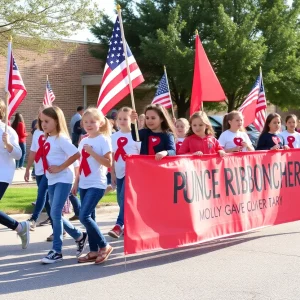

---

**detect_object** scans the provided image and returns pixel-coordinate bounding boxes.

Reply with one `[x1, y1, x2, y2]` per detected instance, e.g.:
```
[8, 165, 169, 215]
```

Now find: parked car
[208, 115, 260, 147]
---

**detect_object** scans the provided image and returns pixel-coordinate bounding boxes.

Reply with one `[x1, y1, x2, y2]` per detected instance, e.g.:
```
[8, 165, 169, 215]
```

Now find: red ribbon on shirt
[176, 142, 183, 154]
[115, 137, 128, 162]
[148, 136, 161, 155]
[35, 135, 46, 163]
[79, 149, 91, 177]
[42, 142, 50, 172]
[233, 137, 243, 146]
[287, 136, 295, 148]
[272, 136, 281, 145]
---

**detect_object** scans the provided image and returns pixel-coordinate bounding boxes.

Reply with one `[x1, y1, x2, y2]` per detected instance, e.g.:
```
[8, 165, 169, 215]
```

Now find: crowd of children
[0, 97, 298, 265]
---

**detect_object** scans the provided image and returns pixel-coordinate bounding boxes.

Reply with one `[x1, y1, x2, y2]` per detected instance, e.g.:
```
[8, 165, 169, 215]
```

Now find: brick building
[0, 40, 155, 152]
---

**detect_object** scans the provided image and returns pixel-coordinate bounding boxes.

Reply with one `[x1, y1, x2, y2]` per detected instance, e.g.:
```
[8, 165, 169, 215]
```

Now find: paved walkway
[0, 211, 300, 300]
[12, 168, 35, 185]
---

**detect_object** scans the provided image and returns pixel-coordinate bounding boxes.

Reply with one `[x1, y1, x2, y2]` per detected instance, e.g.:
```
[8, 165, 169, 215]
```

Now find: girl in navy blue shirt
[256, 113, 289, 151]
[131, 104, 176, 159]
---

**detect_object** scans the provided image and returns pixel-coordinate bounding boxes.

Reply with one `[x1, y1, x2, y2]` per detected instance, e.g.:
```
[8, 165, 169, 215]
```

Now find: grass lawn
[0, 187, 117, 214]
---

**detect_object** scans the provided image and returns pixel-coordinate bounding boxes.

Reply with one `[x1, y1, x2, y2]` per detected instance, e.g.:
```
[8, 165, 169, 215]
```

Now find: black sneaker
[75, 232, 88, 258]
[41, 250, 63, 264]
[39, 218, 51, 226]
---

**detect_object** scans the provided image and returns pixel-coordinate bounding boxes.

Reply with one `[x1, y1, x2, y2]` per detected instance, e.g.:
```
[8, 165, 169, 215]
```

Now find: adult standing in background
[70, 106, 84, 147]
[11, 112, 28, 169]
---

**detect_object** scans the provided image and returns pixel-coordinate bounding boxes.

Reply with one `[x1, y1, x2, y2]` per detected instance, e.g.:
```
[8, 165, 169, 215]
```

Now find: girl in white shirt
[280, 114, 300, 148]
[25, 107, 52, 232]
[109, 107, 140, 239]
[218, 111, 254, 152]
[0, 99, 29, 249]
[175, 118, 189, 154]
[72, 108, 114, 264]
[39, 106, 87, 264]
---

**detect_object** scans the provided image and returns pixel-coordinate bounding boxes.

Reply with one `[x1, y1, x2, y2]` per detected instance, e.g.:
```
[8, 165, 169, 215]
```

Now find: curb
[8, 205, 119, 220]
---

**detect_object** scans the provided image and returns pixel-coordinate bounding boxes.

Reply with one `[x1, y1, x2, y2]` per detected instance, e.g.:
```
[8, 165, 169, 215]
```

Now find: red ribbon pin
[287, 136, 295, 148]
[42, 142, 50, 172]
[35, 135, 46, 163]
[114, 137, 128, 162]
[148, 136, 161, 155]
[272, 136, 281, 145]
[79, 149, 91, 177]
[233, 137, 243, 146]
[176, 142, 183, 154]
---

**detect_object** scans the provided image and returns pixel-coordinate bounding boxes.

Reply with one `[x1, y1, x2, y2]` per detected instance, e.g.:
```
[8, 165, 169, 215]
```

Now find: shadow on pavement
[0, 229, 299, 295]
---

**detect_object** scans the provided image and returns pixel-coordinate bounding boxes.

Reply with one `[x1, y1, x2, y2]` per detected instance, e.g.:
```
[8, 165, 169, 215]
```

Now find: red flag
[190, 34, 226, 116]
[5, 41, 27, 119]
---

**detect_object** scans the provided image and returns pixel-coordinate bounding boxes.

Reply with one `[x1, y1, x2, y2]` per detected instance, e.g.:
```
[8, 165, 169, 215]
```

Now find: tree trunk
[227, 94, 236, 112]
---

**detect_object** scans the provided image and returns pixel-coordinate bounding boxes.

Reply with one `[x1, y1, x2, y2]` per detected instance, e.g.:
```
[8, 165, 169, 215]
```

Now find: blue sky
[68, 1, 116, 42]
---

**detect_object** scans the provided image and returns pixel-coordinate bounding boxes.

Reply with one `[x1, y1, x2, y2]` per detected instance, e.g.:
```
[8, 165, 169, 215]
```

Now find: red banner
[124, 150, 300, 254]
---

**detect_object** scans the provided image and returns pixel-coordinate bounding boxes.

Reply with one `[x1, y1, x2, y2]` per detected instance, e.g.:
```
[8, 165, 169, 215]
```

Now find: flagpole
[5, 36, 13, 134]
[117, 4, 140, 141]
[163, 66, 175, 119]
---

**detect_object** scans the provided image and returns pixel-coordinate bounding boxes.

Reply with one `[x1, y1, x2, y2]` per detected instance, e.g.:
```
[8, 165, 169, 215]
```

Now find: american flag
[43, 79, 55, 106]
[152, 74, 172, 108]
[97, 17, 144, 115]
[239, 74, 267, 131]
[5, 42, 27, 120]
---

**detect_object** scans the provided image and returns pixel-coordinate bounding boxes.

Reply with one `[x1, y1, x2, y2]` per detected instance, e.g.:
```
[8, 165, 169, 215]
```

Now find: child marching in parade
[73, 108, 114, 264]
[175, 118, 189, 154]
[280, 114, 300, 148]
[218, 111, 254, 152]
[25, 108, 52, 232]
[40, 106, 87, 264]
[109, 107, 140, 239]
[0, 100, 29, 249]
[256, 113, 288, 151]
[131, 104, 176, 159]
[178, 111, 226, 156]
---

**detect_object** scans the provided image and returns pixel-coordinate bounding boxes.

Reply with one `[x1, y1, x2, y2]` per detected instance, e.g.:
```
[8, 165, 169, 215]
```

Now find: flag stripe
[99, 75, 145, 115]
[151, 74, 172, 109]
[98, 61, 140, 105]
[98, 68, 143, 112]
[97, 16, 144, 114]
[239, 74, 267, 132]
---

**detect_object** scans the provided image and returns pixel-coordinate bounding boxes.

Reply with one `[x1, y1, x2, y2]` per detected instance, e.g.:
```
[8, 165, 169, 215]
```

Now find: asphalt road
[0, 211, 299, 300]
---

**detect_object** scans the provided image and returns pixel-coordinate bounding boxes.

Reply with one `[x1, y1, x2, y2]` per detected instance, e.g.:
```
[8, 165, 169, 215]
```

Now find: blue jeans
[48, 183, 82, 253]
[0, 182, 18, 230]
[69, 192, 81, 216]
[71, 132, 79, 147]
[32, 175, 51, 222]
[79, 188, 107, 252]
[116, 177, 125, 227]
[16, 142, 26, 168]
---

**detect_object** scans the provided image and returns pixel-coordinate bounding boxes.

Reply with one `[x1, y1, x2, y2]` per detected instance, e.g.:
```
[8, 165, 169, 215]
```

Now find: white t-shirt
[30, 129, 45, 176]
[280, 131, 300, 148]
[218, 130, 252, 152]
[44, 134, 79, 185]
[78, 135, 112, 189]
[112, 131, 141, 179]
[0, 121, 21, 184]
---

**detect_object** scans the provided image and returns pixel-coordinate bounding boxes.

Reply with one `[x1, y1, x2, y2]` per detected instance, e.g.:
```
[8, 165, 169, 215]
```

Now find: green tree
[90, 0, 300, 116]
[0, 0, 102, 55]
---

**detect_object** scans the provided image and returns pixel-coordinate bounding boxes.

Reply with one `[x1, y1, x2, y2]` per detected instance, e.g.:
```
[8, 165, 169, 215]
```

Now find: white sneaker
[17, 221, 30, 249]
[27, 219, 36, 231]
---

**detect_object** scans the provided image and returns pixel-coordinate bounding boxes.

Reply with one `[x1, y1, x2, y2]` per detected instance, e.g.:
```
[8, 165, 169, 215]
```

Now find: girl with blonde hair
[72, 108, 114, 264]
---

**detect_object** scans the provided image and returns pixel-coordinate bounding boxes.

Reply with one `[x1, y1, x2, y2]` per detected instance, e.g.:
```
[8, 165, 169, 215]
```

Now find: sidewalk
[12, 168, 35, 186]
